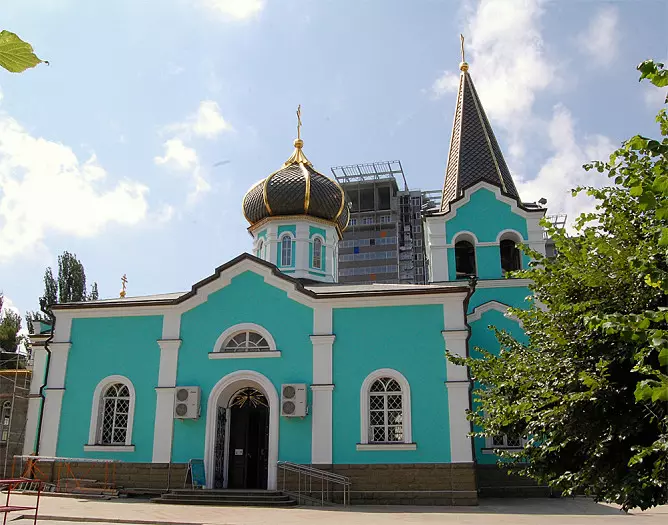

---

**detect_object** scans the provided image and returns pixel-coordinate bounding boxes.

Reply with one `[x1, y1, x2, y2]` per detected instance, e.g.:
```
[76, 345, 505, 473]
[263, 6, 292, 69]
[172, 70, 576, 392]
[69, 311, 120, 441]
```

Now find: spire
[440, 36, 519, 211]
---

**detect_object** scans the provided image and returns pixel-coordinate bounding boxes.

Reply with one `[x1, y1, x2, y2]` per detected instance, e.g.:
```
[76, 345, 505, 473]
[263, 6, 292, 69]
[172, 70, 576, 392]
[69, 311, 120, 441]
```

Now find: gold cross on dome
[296, 104, 302, 140]
[120, 274, 128, 298]
[460, 34, 466, 63]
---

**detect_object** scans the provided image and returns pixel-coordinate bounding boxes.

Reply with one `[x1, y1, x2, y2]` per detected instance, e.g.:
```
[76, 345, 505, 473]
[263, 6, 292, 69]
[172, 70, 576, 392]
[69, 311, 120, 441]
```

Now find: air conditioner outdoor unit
[174, 386, 201, 419]
[280, 383, 307, 417]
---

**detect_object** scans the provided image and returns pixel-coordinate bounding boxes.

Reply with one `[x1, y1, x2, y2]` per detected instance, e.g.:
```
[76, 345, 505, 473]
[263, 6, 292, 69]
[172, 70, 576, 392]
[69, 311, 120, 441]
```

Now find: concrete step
[160, 493, 289, 501]
[151, 490, 297, 507]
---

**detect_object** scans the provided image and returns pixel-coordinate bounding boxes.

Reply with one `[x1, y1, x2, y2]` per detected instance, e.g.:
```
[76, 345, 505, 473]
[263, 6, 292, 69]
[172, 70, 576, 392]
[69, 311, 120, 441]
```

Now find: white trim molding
[496, 229, 524, 243]
[476, 278, 532, 289]
[212, 323, 278, 354]
[204, 370, 279, 490]
[84, 445, 135, 452]
[359, 368, 412, 446]
[311, 331, 335, 465]
[356, 443, 417, 451]
[208, 351, 281, 360]
[467, 301, 511, 323]
[87, 375, 136, 448]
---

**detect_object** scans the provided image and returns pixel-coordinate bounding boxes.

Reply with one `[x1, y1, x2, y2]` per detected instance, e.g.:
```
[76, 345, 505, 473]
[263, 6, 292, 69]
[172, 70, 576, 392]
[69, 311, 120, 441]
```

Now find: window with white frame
[369, 378, 403, 442]
[223, 330, 271, 353]
[1, 401, 11, 442]
[349, 218, 357, 226]
[99, 383, 131, 445]
[488, 434, 526, 449]
[256, 239, 264, 259]
[413, 225, 421, 234]
[280, 235, 293, 266]
[312, 237, 323, 269]
[359, 369, 413, 448]
[362, 216, 374, 225]
[415, 239, 422, 247]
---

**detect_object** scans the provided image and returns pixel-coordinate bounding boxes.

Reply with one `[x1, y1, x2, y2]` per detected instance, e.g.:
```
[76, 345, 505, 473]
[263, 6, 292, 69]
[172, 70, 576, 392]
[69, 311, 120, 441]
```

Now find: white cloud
[166, 100, 232, 140]
[154, 139, 210, 202]
[154, 138, 199, 171]
[516, 104, 615, 224]
[578, 7, 619, 67]
[431, 71, 460, 99]
[200, 0, 265, 20]
[0, 113, 150, 262]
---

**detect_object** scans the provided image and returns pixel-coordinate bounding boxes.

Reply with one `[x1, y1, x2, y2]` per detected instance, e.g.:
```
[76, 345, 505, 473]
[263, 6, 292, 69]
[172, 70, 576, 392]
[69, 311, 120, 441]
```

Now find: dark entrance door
[227, 388, 269, 489]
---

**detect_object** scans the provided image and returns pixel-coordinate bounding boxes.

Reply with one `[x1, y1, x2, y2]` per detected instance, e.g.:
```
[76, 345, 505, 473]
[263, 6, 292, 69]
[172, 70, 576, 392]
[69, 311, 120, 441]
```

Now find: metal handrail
[277, 461, 351, 506]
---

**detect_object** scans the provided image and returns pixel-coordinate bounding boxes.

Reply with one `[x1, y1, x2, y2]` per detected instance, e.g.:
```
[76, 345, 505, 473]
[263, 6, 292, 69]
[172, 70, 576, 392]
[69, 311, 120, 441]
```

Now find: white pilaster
[152, 338, 182, 462]
[310, 304, 334, 465]
[23, 345, 48, 455]
[296, 222, 309, 271]
[426, 216, 448, 282]
[38, 341, 71, 457]
[442, 329, 473, 463]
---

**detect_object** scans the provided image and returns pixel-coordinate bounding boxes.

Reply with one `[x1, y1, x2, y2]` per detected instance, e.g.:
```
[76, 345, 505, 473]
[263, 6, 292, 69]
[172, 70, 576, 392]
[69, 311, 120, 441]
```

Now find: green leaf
[660, 228, 668, 246]
[651, 385, 668, 402]
[630, 185, 644, 197]
[0, 30, 44, 73]
[658, 347, 668, 367]
[634, 381, 654, 401]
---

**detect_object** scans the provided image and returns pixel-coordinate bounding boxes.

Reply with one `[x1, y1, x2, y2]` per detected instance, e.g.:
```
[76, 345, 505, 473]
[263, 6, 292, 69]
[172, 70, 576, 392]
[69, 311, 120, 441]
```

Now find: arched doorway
[204, 371, 279, 490]
[216, 387, 269, 489]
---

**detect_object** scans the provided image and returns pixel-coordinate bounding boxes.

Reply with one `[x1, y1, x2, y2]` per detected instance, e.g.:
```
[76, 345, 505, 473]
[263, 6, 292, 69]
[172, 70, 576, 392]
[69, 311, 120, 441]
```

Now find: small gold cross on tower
[120, 274, 128, 298]
[296, 104, 302, 140]
[459, 34, 469, 72]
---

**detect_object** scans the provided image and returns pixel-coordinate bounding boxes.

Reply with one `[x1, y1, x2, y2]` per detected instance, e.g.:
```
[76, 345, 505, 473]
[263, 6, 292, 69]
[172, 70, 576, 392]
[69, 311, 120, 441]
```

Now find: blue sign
[188, 459, 206, 488]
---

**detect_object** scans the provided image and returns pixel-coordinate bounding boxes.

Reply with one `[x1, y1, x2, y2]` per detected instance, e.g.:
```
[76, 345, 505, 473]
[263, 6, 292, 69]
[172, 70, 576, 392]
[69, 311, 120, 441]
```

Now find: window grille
[312, 237, 322, 269]
[491, 434, 525, 448]
[281, 235, 293, 266]
[100, 383, 130, 445]
[223, 331, 271, 353]
[368, 378, 403, 442]
[1, 401, 11, 442]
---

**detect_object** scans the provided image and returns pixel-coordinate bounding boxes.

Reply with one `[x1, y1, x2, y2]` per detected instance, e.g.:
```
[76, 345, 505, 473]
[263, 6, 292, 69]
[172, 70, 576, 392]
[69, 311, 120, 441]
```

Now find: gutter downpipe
[463, 276, 478, 487]
[34, 298, 54, 456]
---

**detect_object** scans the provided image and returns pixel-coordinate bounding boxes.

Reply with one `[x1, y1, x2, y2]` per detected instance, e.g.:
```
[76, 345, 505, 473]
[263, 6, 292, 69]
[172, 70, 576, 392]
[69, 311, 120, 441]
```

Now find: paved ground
[6, 494, 668, 525]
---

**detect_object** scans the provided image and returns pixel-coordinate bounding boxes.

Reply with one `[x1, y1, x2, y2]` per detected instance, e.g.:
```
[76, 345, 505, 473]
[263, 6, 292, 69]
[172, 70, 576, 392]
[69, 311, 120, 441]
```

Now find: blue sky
[1, 0, 666, 320]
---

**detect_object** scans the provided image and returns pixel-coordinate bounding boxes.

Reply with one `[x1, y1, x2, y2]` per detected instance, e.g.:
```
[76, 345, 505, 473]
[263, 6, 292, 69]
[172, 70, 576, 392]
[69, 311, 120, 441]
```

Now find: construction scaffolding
[331, 161, 433, 285]
[0, 351, 33, 479]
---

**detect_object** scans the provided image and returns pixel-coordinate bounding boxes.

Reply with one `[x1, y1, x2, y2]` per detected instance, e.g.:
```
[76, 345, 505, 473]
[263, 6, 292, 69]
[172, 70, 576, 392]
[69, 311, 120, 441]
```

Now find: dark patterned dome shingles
[243, 160, 349, 232]
[244, 182, 266, 223]
[267, 164, 307, 215]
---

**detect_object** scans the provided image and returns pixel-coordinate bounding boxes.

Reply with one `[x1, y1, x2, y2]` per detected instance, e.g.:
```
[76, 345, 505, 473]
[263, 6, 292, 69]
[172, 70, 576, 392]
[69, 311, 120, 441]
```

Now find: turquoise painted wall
[445, 188, 530, 281]
[446, 188, 528, 244]
[468, 309, 527, 464]
[468, 287, 531, 313]
[276, 225, 296, 268]
[332, 305, 450, 464]
[173, 270, 313, 464]
[58, 316, 163, 461]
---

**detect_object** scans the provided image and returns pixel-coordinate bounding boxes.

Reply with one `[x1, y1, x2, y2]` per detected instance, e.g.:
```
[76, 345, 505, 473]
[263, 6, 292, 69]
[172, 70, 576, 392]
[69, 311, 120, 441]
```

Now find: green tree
[0, 294, 24, 352]
[43, 267, 57, 306]
[58, 251, 87, 303]
[448, 61, 668, 511]
[88, 282, 99, 301]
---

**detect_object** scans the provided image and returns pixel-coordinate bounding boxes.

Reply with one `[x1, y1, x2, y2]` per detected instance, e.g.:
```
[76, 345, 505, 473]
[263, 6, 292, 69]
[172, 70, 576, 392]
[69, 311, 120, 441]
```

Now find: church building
[24, 57, 547, 505]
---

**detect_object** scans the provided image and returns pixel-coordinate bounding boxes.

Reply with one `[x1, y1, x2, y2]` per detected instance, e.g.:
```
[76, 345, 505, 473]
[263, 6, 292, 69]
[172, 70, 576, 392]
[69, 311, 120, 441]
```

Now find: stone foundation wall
[476, 464, 551, 497]
[281, 463, 478, 505]
[25, 461, 188, 491]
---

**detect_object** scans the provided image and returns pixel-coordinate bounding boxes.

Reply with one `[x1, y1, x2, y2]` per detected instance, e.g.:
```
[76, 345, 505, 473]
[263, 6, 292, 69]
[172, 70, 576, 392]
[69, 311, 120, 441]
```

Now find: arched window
[1, 401, 11, 442]
[100, 383, 131, 445]
[223, 331, 271, 353]
[280, 235, 293, 267]
[369, 378, 403, 442]
[455, 240, 476, 278]
[256, 239, 264, 259]
[500, 239, 521, 273]
[87, 375, 136, 449]
[312, 237, 322, 270]
[359, 369, 413, 448]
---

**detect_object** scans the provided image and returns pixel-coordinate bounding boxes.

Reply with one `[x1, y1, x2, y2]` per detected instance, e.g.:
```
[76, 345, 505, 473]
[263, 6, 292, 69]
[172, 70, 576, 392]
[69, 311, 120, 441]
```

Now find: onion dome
[243, 134, 350, 235]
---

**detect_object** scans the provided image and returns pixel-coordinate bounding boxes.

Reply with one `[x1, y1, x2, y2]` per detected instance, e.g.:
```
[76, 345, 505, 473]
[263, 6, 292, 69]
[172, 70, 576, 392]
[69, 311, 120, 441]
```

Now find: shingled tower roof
[440, 59, 520, 211]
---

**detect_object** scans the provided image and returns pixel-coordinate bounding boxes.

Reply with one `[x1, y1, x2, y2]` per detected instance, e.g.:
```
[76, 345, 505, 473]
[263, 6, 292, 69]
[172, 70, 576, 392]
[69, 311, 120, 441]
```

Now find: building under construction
[331, 161, 440, 285]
